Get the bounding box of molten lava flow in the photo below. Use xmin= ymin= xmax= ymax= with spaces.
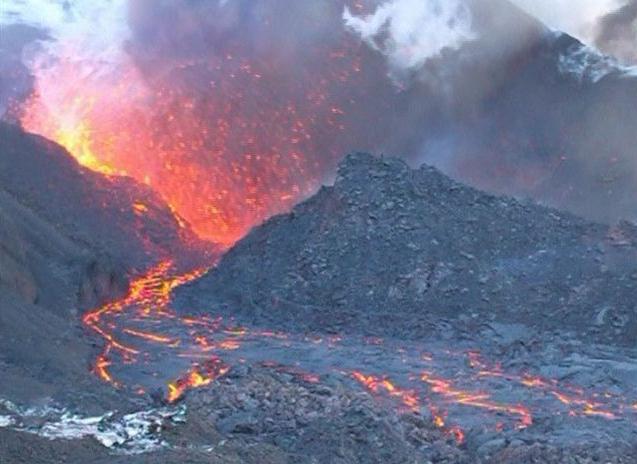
xmin=82 ymin=260 xmax=210 ymax=391
xmin=351 ymin=372 xmax=420 ymax=412
xmin=420 ymin=371 xmax=533 ymax=429
xmin=167 ymin=359 xmax=230 ymax=404
xmin=468 ymin=351 xmax=619 ymax=421
xmin=351 ymin=371 xmax=468 ymax=443
xmin=83 ymin=260 xmax=637 ymax=436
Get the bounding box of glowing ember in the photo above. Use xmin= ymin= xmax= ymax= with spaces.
xmin=167 ymin=360 xmax=230 ymax=404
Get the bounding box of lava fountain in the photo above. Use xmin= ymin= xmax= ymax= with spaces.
xmin=14 ymin=1 xmax=388 ymax=246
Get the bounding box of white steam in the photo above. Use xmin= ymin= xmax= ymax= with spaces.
xmin=0 ymin=0 xmax=132 ymax=121
xmin=343 ymin=0 xmax=475 ymax=76
xmin=0 ymin=0 xmax=129 ymax=62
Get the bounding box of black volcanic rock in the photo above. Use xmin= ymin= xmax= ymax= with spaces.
xmin=0 ymin=122 xmax=214 ymax=272
xmin=179 ymin=153 xmax=637 ymax=345
xmin=0 ymin=188 xmax=125 ymax=404
xmin=0 ymin=123 xmax=214 ymax=406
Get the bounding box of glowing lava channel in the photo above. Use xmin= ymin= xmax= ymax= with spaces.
xmin=82 ymin=261 xmax=637 ymax=437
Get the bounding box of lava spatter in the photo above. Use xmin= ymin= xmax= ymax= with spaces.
xmin=18 ymin=29 xmax=368 ymax=246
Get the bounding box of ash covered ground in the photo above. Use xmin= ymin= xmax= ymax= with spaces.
xmin=2 ymin=140 xmax=637 ymax=462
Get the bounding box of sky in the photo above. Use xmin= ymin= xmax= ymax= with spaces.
xmin=0 ymin=0 xmax=630 ymax=50
xmin=511 ymin=0 xmax=624 ymax=42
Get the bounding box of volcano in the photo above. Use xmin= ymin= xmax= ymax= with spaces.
xmin=1 ymin=1 xmax=637 ymax=463
xmin=4 ymin=0 xmax=637 ymax=245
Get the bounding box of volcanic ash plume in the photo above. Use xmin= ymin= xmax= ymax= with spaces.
xmin=3 ymin=0 xmax=637 ymax=247
xmin=3 ymin=0 xmax=390 ymax=246
xmin=595 ymin=0 xmax=637 ymax=65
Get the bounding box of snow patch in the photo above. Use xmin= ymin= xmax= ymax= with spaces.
xmin=0 ymin=398 xmax=186 ymax=455
xmin=556 ymin=36 xmax=637 ymax=83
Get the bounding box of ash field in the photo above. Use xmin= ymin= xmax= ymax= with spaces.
xmin=2 ymin=1 xmax=637 ymax=463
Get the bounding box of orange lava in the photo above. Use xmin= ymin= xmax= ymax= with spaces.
xmin=82 ymin=260 xmax=214 ymax=394
xmin=420 ymin=371 xmax=533 ymax=429
xmin=18 ymin=32 xmax=366 ymax=245
xmin=94 ymin=350 xmax=117 ymax=386
xmin=123 ymin=328 xmax=180 ymax=347
xmin=470 ymin=353 xmax=620 ymax=422
xmin=167 ymin=360 xmax=230 ymax=404
xmin=351 ymin=372 xmax=420 ymax=412
xmin=82 ymin=261 xmax=634 ymax=429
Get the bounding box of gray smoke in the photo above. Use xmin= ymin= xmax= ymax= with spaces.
xmin=2 ymin=0 xmax=637 ymax=231
xmin=595 ymin=0 xmax=637 ymax=65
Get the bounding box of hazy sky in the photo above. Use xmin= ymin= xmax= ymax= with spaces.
xmin=512 ymin=0 xmax=624 ymax=41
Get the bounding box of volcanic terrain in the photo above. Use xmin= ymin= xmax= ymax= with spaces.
xmin=1 ymin=1 xmax=637 ymax=463
xmin=2 ymin=145 xmax=636 ymax=462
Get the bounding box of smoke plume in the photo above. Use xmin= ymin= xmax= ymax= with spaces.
xmin=2 ymin=0 xmax=637 ymax=244
xmin=343 ymin=0 xmax=474 ymax=81
xmin=595 ymin=0 xmax=637 ymax=65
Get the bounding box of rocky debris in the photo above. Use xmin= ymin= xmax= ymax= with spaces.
xmin=133 ymin=367 xmax=464 ymax=463
xmin=179 ymin=153 xmax=637 ymax=346
xmin=4 ymin=367 xmax=633 ymax=464
xmin=178 ymin=367 xmax=460 ymax=463
xmin=490 ymin=444 xmax=637 ymax=464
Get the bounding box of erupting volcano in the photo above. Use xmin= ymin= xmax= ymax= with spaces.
xmin=12 ymin=1 xmax=384 ymax=245
xmin=2 ymin=1 xmax=637 ymax=463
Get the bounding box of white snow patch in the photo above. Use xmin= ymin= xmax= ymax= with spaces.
xmin=0 ymin=398 xmax=186 ymax=455
xmin=557 ymin=36 xmax=637 ymax=83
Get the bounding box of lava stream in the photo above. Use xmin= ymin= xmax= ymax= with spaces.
xmin=82 ymin=262 xmax=637 ymax=443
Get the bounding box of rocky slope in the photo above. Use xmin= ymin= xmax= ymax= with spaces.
xmin=0 ymin=123 xmax=214 ymax=406
xmin=0 ymin=122 xmax=214 ymax=272
xmin=2 ymin=366 xmax=636 ymax=464
xmin=0 ymin=188 xmax=126 ymax=405
xmin=180 ymin=153 xmax=637 ymax=345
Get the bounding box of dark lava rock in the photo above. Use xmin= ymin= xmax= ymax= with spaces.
xmin=178 ymin=368 xmax=461 ymax=464
xmin=179 ymin=153 xmax=637 ymax=346
xmin=0 ymin=123 xmax=214 ymax=408
xmin=0 ymin=188 xmax=128 ymax=405
xmin=0 ymin=122 xmax=214 ymax=271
